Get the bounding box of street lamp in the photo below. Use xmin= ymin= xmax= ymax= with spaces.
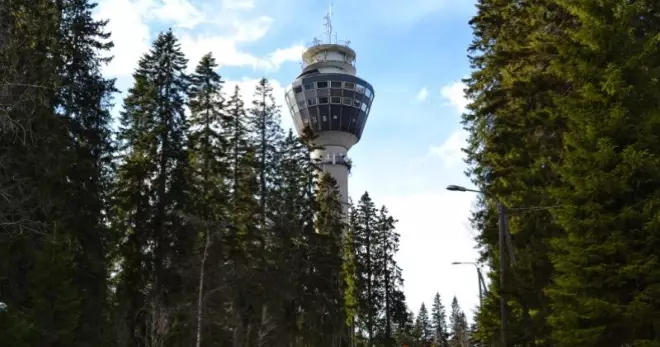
xmin=451 ymin=261 xmax=487 ymax=308
xmin=447 ymin=184 xmax=511 ymax=347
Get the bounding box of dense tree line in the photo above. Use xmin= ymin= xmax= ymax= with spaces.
xmin=465 ymin=0 xmax=660 ymax=346
xmin=0 ymin=1 xmax=415 ymax=346
xmin=394 ymin=293 xmax=469 ymax=347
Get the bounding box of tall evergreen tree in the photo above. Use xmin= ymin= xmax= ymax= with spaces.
xmin=247 ymin=77 xmax=283 ymax=231
xmin=448 ymin=297 xmax=469 ymax=347
xmin=431 ymin=293 xmax=449 ymax=347
xmin=186 ymin=52 xmax=228 ymax=347
xmin=299 ymin=173 xmax=348 ymax=347
xmin=54 ymin=0 xmax=117 ymax=344
xmin=544 ymin=1 xmax=660 ymax=345
xmin=375 ymin=206 xmax=406 ymax=347
xmin=351 ymin=192 xmax=381 ymax=344
xmin=464 ymin=0 xmax=571 ymax=345
xmin=114 ymin=29 xmax=191 ymax=346
xmin=416 ymin=303 xmax=433 ymax=346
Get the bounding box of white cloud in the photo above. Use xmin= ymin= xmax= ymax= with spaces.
xmin=224 ymin=78 xmax=295 ymax=132
xmin=269 ymin=45 xmax=304 ymax=67
xmin=416 ymin=87 xmax=429 ymax=101
xmin=97 ymin=0 xmax=152 ymax=77
xmin=222 ymin=0 xmax=255 ymax=10
xmin=440 ymin=80 xmax=469 ymax=115
xmin=231 ymin=16 xmax=273 ymax=42
xmin=180 ymin=35 xmax=301 ymax=71
xmin=429 ymin=130 xmax=468 ymax=168
xmin=96 ymin=0 xmax=299 ymax=78
xmin=151 ymin=0 xmax=205 ymax=28
xmin=382 ymin=190 xmax=480 ymax=322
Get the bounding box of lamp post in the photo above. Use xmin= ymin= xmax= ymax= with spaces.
xmin=451 ymin=261 xmax=487 ymax=308
xmin=447 ymin=185 xmax=511 ymax=347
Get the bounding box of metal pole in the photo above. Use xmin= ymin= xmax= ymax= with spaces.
xmin=475 ymin=265 xmax=483 ymax=308
xmin=476 ymin=266 xmax=484 ymax=308
xmin=497 ymin=202 xmax=508 ymax=347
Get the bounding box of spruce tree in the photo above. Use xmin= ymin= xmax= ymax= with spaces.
xmin=416 ymin=303 xmax=433 ymax=346
xmin=186 ymin=52 xmax=228 ymax=347
xmin=114 ymin=29 xmax=191 ymax=346
xmin=300 ymin=173 xmax=348 ymax=347
xmin=351 ymin=192 xmax=381 ymax=344
xmin=431 ymin=293 xmax=449 ymax=347
xmin=0 ymin=0 xmax=112 ymax=345
xmin=449 ymin=297 xmax=469 ymax=347
xmin=464 ymin=0 xmax=571 ymax=345
xmin=376 ymin=206 xmax=406 ymax=347
xmin=247 ymin=77 xmax=283 ymax=231
xmin=544 ymin=1 xmax=660 ymax=345
xmin=54 ymin=0 xmax=117 ymax=344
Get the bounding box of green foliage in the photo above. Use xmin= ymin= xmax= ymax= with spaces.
xmin=431 ymin=293 xmax=449 ymax=347
xmin=467 ymin=0 xmax=660 ymax=346
xmin=0 ymin=15 xmax=410 ymax=346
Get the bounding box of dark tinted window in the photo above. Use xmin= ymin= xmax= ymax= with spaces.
xmin=317 ymin=81 xmax=328 ymax=88
xmin=294 ymin=86 xmax=303 ymax=94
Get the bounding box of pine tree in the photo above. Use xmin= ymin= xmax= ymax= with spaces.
xmin=416 ymin=303 xmax=433 ymax=346
xmin=431 ymin=293 xmax=449 ymax=347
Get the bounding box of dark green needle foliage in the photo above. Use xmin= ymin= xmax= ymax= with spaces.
xmin=0 ymin=13 xmax=412 ymax=346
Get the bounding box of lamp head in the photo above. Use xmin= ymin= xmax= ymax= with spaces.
xmin=446 ymin=185 xmax=467 ymax=192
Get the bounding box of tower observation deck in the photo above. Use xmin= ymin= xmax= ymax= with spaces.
xmin=284 ymin=6 xmax=375 ymax=215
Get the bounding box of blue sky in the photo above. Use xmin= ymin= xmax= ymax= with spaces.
xmin=95 ymin=0 xmax=482 ymax=321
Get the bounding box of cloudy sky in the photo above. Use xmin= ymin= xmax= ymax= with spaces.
xmin=95 ymin=0 xmax=481 ymax=320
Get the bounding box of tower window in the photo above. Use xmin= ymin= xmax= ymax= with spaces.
xmin=353 ymin=100 xmax=361 ymax=108
xmin=319 ymin=97 xmax=329 ymax=104
xmin=317 ymin=81 xmax=328 ymax=88
xmin=331 ymin=97 xmax=341 ymax=104
xmin=342 ymin=98 xmax=352 ymax=106
xmin=365 ymin=89 xmax=372 ymax=99
xmin=344 ymin=82 xmax=354 ymax=90
xmin=355 ymin=85 xmax=365 ymax=94
xmin=307 ymin=98 xmax=317 ymax=106
xmin=331 ymin=81 xmax=342 ymax=88
xmin=361 ymin=103 xmax=367 ymax=111
xmin=304 ymin=83 xmax=314 ymax=90
xmin=294 ymin=86 xmax=303 ymax=94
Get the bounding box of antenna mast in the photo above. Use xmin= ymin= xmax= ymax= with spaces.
xmin=323 ymin=3 xmax=333 ymax=43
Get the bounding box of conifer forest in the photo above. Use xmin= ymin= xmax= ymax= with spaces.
xmin=0 ymin=0 xmax=474 ymax=346
xmin=4 ymin=0 xmax=660 ymax=346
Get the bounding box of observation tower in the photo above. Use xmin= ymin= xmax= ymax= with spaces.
xmin=284 ymin=6 xmax=375 ymax=215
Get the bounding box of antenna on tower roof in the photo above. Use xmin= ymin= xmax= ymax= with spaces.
xmin=323 ymin=2 xmax=333 ymax=44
